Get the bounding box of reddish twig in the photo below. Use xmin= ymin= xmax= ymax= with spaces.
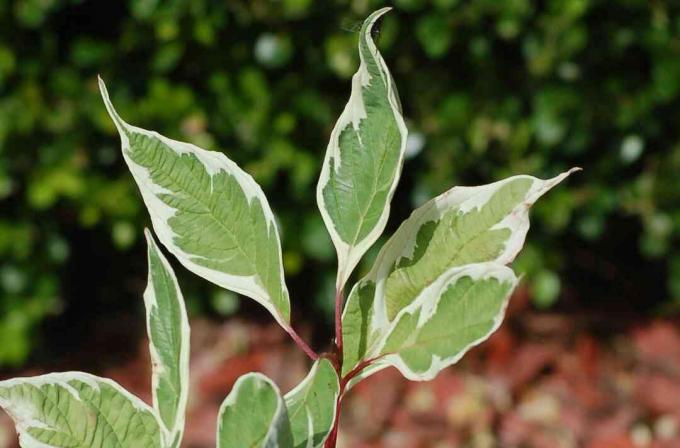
xmin=284 ymin=325 xmax=319 ymax=361
xmin=334 ymin=287 xmax=344 ymax=358
xmin=324 ymin=357 xmax=381 ymax=447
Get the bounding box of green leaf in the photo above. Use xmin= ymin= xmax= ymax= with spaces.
xmin=340 ymin=278 xmax=380 ymax=377
xmin=317 ymin=8 xmax=408 ymax=289
xmin=99 ymin=78 xmax=291 ymax=327
xmin=377 ymin=264 xmax=517 ymax=380
xmin=143 ymin=229 xmax=189 ymax=447
xmin=342 ymin=170 xmax=578 ymax=377
xmin=0 ymin=372 xmax=162 ymax=447
xmin=217 ymin=373 xmax=293 ymax=448
xmin=284 ymin=359 xmax=339 ymax=448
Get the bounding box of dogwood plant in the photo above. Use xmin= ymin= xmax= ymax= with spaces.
xmin=0 ymin=8 xmax=577 ymax=448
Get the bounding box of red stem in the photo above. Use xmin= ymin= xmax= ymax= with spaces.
xmin=324 ymin=357 xmax=379 ymax=448
xmin=284 ymin=325 xmax=318 ymax=361
xmin=334 ymin=287 xmax=344 ymax=356
xmin=324 ymin=286 xmax=345 ymax=447
xmin=326 ymin=282 xmax=383 ymax=447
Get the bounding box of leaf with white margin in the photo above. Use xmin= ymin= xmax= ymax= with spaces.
xmin=99 ymin=78 xmax=291 ymax=327
xmin=143 ymin=229 xmax=189 ymax=448
xmin=373 ymin=264 xmax=517 ymax=381
xmin=316 ymin=7 xmax=408 ymax=289
xmin=217 ymin=373 xmax=293 ymax=448
xmin=0 ymin=372 xmax=162 ymax=447
xmin=342 ymin=170 xmax=578 ymax=376
xmin=284 ymin=359 xmax=339 ymax=448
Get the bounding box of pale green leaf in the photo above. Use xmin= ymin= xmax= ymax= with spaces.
xmin=284 ymin=359 xmax=339 ymax=448
xmin=217 ymin=373 xmax=293 ymax=448
xmin=341 ymin=279 xmax=380 ymax=377
xmin=342 ymin=170 xmax=578 ymax=377
xmin=143 ymin=229 xmax=189 ymax=447
xmin=317 ymin=7 xmax=408 ymax=289
xmin=0 ymin=372 xmax=162 ymax=448
xmin=376 ymin=264 xmax=517 ymax=380
xmin=99 ymin=78 xmax=291 ymax=327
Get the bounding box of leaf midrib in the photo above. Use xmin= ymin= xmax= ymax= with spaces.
xmin=349 ymin=108 xmax=395 ymax=248
xmin=151 ymin=258 xmax=182 ymax=424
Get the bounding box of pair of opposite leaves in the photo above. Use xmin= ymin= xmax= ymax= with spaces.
xmin=0 ymin=7 xmax=577 ymax=448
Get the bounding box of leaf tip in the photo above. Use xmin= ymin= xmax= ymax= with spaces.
xmin=143 ymin=227 xmax=155 ymax=246
xmin=97 ymin=75 xmax=109 ymax=103
xmin=143 ymin=228 xmax=162 ymax=266
xmin=533 ymin=167 xmax=581 ymax=201
xmin=362 ymin=7 xmax=392 ymax=40
xmin=98 ymin=77 xmax=127 ymax=133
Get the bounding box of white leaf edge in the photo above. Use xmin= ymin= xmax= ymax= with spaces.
xmin=98 ymin=77 xmax=291 ymax=327
xmin=0 ymin=372 xmax=163 ymax=448
xmin=316 ymin=7 xmax=408 ymax=290
xmin=367 ymin=169 xmax=578 ymax=337
xmin=380 ymin=263 xmax=518 ymax=381
xmin=143 ymin=229 xmax=190 ymax=446
xmin=342 ymin=169 xmax=579 ymax=385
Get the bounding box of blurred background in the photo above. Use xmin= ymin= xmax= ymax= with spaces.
xmin=1 ymin=0 xmax=680 ymax=446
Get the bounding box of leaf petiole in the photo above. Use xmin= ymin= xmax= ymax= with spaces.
xmin=284 ymin=324 xmax=319 ymax=361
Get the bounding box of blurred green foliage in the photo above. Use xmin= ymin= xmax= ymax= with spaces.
xmin=1 ymin=0 xmax=680 ymax=366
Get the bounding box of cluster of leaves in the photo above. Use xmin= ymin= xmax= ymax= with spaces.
xmin=0 ymin=8 xmax=576 ymax=447
xmin=0 ymin=226 xmax=339 ymax=448
xmin=335 ymin=320 xmax=680 ymax=446
xmin=1 ymin=0 xmax=678 ymax=365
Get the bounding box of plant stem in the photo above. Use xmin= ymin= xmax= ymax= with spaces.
xmin=324 ymin=357 xmax=379 ymax=448
xmin=334 ymin=287 xmax=344 ymax=358
xmin=284 ymin=325 xmax=319 ymax=361
xmin=324 ymin=287 xmax=345 ymax=447
xmin=324 ymin=413 xmax=339 ymax=448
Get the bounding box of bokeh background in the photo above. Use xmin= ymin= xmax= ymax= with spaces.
xmin=1 ymin=0 xmax=680 ymax=446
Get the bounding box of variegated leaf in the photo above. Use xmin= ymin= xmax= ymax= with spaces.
xmin=342 ymin=170 xmax=578 ymax=378
xmin=284 ymin=359 xmax=339 ymax=448
xmin=217 ymin=373 xmax=293 ymax=448
xmin=99 ymin=78 xmax=291 ymax=327
xmin=0 ymin=373 xmax=163 ymax=448
xmin=317 ymin=7 xmax=408 ymax=289
xmin=143 ymin=229 xmax=189 ymax=447
xmin=371 ymin=264 xmax=517 ymax=381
